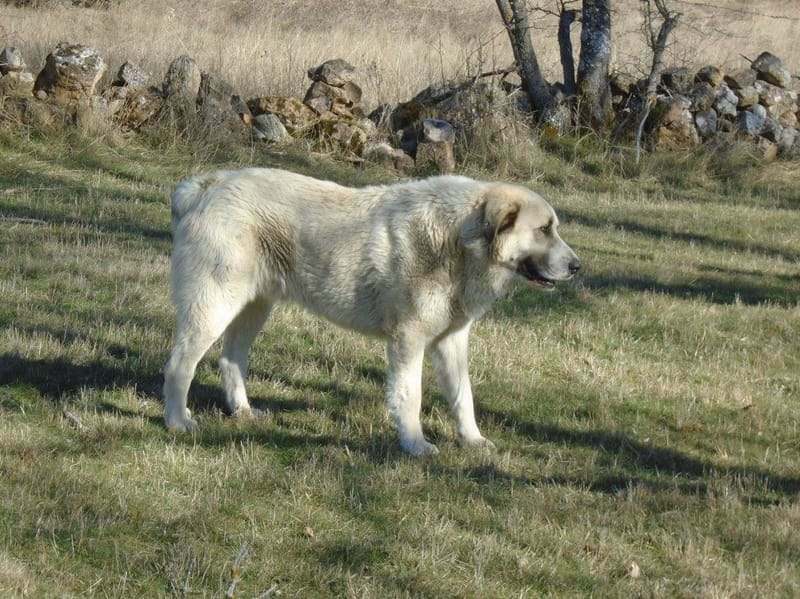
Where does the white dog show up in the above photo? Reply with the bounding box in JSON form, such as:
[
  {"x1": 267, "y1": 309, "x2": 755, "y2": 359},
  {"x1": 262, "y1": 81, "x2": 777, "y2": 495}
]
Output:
[{"x1": 163, "y1": 168, "x2": 579, "y2": 455}]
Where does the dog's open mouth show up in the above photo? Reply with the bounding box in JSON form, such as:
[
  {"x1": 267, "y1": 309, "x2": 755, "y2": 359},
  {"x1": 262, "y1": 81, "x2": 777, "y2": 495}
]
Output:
[{"x1": 517, "y1": 259, "x2": 555, "y2": 288}]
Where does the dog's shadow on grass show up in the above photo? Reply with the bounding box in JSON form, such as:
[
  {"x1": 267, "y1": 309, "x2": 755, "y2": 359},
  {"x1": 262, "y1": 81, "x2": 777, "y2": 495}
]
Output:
[
  {"x1": 4, "y1": 347, "x2": 800, "y2": 499},
  {"x1": 0, "y1": 347, "x2": 401, "y2": 458}
]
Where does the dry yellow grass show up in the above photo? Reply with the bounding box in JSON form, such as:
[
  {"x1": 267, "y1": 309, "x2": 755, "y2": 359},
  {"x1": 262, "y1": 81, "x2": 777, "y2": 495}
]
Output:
[{"x1": 2, "y1": 0, "x2": 798, "y2": 107}]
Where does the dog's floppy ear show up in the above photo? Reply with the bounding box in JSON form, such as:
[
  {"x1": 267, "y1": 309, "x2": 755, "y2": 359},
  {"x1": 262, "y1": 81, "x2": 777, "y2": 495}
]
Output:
[{"x1": 482, "y1": 191, "x2": 520, "y2": 243}]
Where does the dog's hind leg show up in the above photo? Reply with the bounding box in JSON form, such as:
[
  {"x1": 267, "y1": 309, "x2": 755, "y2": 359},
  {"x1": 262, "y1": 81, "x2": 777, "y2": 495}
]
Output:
[
  {"x1": 163, "y1": 297, "x2": 242, "y2": 432},
  {"x1": 430, "y1": 324, "x2": 494, "y2": 450},
  {"x1": 386, "y1": 334, "x2": 438, "y2": 456},
  {"x1": 219, "y1": 299, "x2": 272, "y2": 417}
]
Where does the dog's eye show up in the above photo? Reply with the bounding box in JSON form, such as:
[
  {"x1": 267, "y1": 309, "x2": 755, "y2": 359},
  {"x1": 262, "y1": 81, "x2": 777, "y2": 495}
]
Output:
[{"x1": 539, "y1": 223, "x2": 551, "y2": 234}]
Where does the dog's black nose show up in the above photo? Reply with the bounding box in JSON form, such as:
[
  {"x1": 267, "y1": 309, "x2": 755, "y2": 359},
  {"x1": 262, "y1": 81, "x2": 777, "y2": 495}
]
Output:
[{"x1": 568, "y1": 258, "x2": 581, "y2": 275}]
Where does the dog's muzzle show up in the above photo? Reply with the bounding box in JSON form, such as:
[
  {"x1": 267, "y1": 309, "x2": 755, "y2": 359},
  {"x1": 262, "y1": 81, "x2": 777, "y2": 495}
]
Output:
[{"x1": 517, "y1": 256, "x2": 580, "y2": 288}]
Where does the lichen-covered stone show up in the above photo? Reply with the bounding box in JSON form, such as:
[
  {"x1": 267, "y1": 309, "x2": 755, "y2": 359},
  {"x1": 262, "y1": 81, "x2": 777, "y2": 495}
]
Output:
[
  {"x1": 162, "y1": 55, "x2": 201, "y2": 100},
  {"x1": 246, "y1": 96, "x2": 318, "y2": 134},
  {"x1": 33, "y1": 43, "x2": 107, "y2": 105},
  {"x1": 114, "y1": 61, "x2": 149, "y2": 88}
]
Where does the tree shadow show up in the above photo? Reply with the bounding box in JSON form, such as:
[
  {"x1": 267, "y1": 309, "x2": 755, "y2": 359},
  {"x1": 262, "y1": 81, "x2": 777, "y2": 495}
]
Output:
[
  {"x1": 581, "y1": 271, "x2": 799, "y2": 306},
  {"x1": 479, "y1": 406, "x2": 800, "y2": 499},
  {"x1": 560, "y1": 209, "x2": 800, "y2": 263},
  {"x1": 0, "y1": 170, "x2": 170, "y2": 243}
]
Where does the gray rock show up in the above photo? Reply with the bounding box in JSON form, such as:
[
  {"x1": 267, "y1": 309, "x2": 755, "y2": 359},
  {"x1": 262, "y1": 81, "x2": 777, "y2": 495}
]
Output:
[
  {"x1": 652, "y1": 95, "x2": 699, "y2": 149},
  {"x1": 690, "y1": 82, "x2": 716, "y2": 111},
  {"x1": 695, "y1": 65, "x2": 723, "y2": 87},
  {"x1": 197, "y1": 71, "x2": 243, "y2": 127},
  {"x1": 777, "y1": 127, "x2": 797, "y2": 156},
  {"x1": 246, "y1": 96, "x2": 318, "y2": 133},
  {"x1": 421, "y1": 118, "x2": 455, "y2": 143},
  {"x1": 724, "y1": 69, "x2": 757, "y2": 90},
  {"x1": 761, "y1": 117, "x2": 783, "y2": 143},
  {"x1": 718, "y1": 117, "x2": 735, "y2": 133},
  {"x1": 307, "y1": 59, "x2": 357, "y2": 87},
  {"x1": 163, "y1": 55, "x2": 201, "y2": 100},
  {"x1": 737, "y1": 104, "x2": 767, "y2": 136},
  {"x1": 0, "y1": 70, "x2": 34, "y2": 97},
  {"x1": 661, "y1": 67, "x2": 692, "y2": 94},
  {"x1": 694, "y1": 109, "x2": 717, "y2": 139},
  {"x1": 751, "y1": 51, "x2": 791, "y2": 88},
  {"x1": 114, "y1": 61, "x2": 148, "y2": 88},
  {"x1": 778, "y1": 110, "x2": 798, "y2": 129},
  {"x1": 784, "y1": 132, "x2": 800, "y2": 159},
  {"x1": 304, "y1": 79, "x2": 362, "y2": 107},
  {"x1": 252, "y1": 113, "x2": 289, "y2": 142},
  {"x1": 0, "y1": 47, "x2": 26, "y2": 75},
  {"x1": 33, "y1": 43, "x2": 107, "y2": 104},
  {"x1": 735, "y1": 86, "x2": 759, "y2": 108},
  {"x1": 305, "y1": 96, "x2": 332, "y2": 115},
  {"x1": 714, "y1": 84, "x2": 738, "y2": 118},
  {"x1": 113, "y1": 88, "x2": 163, "y2": 130},
  {"x1": 754, "y1": 80, "x2": 786, "y2": 107}
]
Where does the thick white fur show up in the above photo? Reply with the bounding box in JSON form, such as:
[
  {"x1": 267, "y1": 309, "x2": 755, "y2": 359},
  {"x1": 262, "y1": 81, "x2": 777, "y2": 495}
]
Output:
[{"x1": 163, "y1": 168, "x2": 578, "y2": 455}]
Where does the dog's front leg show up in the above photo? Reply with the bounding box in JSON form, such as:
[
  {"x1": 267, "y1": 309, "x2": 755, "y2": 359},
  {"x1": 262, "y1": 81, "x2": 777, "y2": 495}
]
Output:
[
  {"x1": 431, "y1": 324, "x2": 495, "y2": 450},
  {"x1": 386, "y1": 334, "x2": 438, "y2": 456}
]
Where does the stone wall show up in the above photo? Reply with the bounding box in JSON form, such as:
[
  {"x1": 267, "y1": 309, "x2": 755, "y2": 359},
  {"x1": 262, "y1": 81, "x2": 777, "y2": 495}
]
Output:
[{"x1": 1, "y1": 43, "x2": 798, "y2": 173}]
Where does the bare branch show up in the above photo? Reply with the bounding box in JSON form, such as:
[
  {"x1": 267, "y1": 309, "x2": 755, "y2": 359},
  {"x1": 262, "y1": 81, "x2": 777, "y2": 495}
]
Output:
[{"x1": 635, "y1": 0, "x2": 681, "y2": 163}]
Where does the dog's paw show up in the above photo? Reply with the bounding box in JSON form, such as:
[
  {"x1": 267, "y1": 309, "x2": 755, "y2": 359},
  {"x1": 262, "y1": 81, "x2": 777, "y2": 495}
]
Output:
[
  {"x1": 230, "y1": 406, "x2": 267, "y2": 419},
  {"x1": 165, "y1": 410, "x2": 198, "y2": 433},
  {"x1": 401, "y1": 438, "x2": 440, "y2": 457},
  {"x1": 460, "y1": 435, "x2": 496, "y2": 452}
]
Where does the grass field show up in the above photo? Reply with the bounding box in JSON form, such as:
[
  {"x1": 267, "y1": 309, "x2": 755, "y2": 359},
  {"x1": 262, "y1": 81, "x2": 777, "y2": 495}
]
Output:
[{"x1": 1, "y1": 127, "x2": 799, "y2": 597}]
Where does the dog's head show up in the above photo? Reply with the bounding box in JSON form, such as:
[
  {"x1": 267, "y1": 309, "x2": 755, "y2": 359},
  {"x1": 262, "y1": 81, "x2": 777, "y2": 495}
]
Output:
[{"x1": 482, "y1": 184, "x2": 580, "y2": 289}]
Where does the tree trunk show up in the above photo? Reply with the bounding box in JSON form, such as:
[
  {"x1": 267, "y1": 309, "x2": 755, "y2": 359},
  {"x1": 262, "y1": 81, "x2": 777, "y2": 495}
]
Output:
[
  {"x1": 495, "y1": 0, "x2": 552, "y2": 116},
  {"x1": 576, "y1": 0, "x2": 612, "y2": 129},
  {"x1": 558, "y1": 9, "x2": 578, "y2": 97},
  {"x1": 635, "y1": 1, "x2": 680, "y2": 162}
]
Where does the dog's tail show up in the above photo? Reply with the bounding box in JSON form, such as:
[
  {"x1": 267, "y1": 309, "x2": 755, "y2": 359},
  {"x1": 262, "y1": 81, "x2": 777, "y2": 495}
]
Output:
[{"x1": 170, "y1": 175, "x2": 211, "y2": 227}]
